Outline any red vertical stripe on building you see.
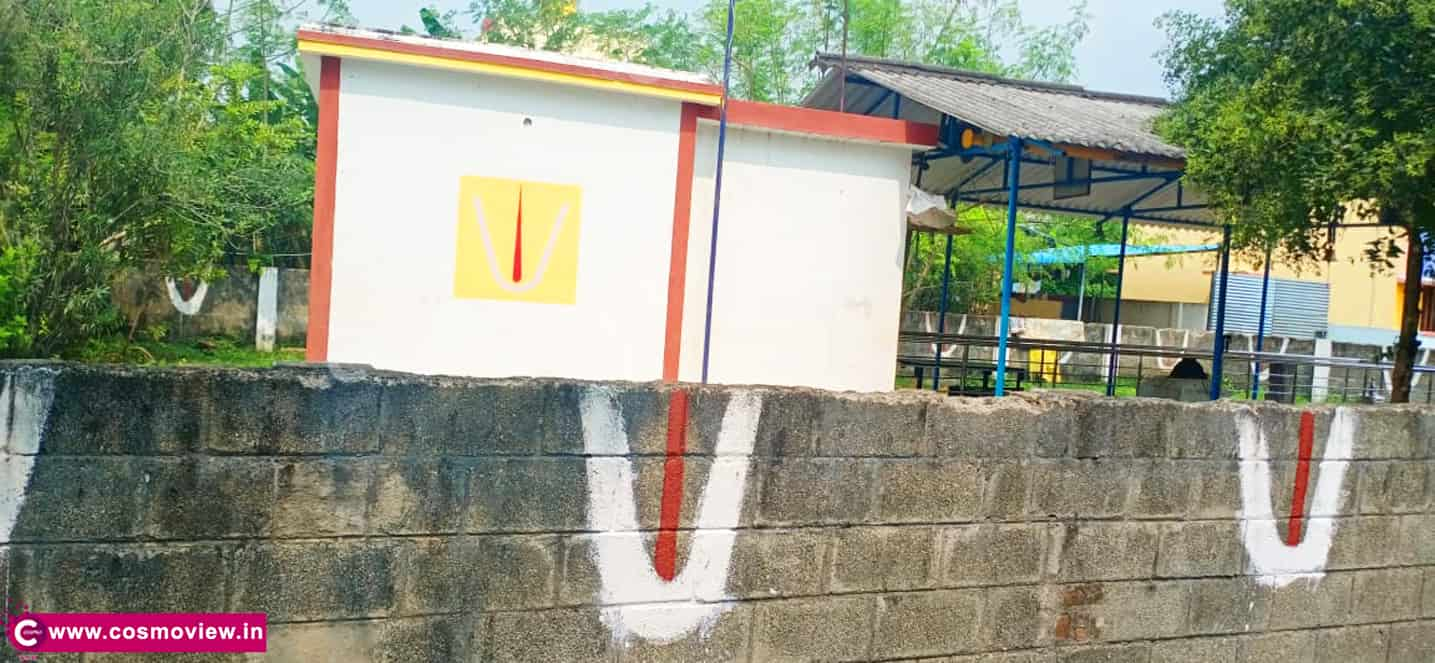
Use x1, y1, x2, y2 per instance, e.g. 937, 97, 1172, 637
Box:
1286, 411, 1316, 546
654, 390, 690, 580
661, 104, 701, 383
306, 56, 341, 362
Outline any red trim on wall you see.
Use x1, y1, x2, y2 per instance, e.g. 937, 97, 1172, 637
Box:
694, 99, 940, 147
297, 29, 723, 99
654, 389, 691, 581
306, 56, 341, 363
662, 104, 702, 383
1286, 411, 1316, 546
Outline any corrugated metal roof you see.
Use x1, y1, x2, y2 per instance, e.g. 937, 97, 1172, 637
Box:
805, 54, 1185, 161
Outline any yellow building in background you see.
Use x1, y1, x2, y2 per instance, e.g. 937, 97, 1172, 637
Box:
1109, 224, 1415, 344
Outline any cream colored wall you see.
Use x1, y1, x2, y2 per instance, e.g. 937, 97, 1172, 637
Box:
679, 123, 913, 392
326, 59, 684, 380
1117, 225, 1404, 332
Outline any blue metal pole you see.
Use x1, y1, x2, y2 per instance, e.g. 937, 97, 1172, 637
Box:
995, 136, 1022, 396
699, 0, 737, 384
1251, 244, 1273, 399
1105, 211, 1132, 397
933, 233, 954, 391
1210, 224, 1233, 400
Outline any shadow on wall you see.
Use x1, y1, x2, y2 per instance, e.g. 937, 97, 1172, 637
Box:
112, 267, 309, 346
0, 362, 1431, 661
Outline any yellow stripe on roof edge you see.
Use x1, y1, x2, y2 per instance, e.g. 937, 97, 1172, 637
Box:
298, 39, 723, 106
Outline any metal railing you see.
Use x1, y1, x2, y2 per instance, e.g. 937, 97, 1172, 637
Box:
897, 332, 1435, 403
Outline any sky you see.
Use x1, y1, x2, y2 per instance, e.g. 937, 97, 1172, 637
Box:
338, 0, 1225, 98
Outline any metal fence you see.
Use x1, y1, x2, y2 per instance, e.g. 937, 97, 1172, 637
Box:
897, 332, 1435, 404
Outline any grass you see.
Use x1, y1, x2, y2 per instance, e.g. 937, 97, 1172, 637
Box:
74, 336, 304, 367
897, 373, 1140, 397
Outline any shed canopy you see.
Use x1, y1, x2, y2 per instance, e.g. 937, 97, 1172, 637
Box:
804, 54, 1217, 228
1026, 243, 1219, 266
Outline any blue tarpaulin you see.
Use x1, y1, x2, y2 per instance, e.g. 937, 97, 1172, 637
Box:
1025, 243, 1219, 266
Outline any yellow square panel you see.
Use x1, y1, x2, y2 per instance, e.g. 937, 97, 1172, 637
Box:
454, 176, 582, 304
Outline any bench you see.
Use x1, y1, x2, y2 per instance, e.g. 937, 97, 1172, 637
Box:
897, 355, 1028, 395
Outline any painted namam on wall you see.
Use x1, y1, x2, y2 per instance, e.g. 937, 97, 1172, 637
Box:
454, 175, 583, 305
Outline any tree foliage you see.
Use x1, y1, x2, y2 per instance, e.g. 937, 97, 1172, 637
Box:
693, 0, 1090, 104
0, 0, 329, 356
1159, 0, 1435, 400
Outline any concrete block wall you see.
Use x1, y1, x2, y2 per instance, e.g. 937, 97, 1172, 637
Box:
0, 362, 1431, 661
113, 267, 309, 345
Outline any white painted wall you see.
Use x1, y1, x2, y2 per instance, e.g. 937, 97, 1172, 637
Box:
679, 124, 912, 392
327, 59, 682, 381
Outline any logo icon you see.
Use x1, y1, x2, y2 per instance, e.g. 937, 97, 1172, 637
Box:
454, 176, 582, 304
12, 617, 40, 649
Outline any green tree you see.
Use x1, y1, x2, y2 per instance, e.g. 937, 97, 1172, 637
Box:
0, 0, 322, 356
0, 0, 224, 355
457, 1, 702, 71
693, 0, 1090, 104
1159, 0, 1435, 402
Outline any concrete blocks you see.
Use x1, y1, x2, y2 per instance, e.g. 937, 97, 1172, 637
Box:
939, 524, 1047, 587
756, 458, 874, 526
876, 460, 982, 523
830, 526, 936, 592
1237, 630, 1315, 662
142, 457, 276, 540
1053, 523, 1159, 582
467, 458, 588, 532
480, 608, 614, 663
1387, 621, 1435, 663
1028, 461, 1128, 519
872, 590, 983, 658
1348, 568, 1423, 624
813, 393, 927, 457
12, 544, 228, 613
752, 596, 874, 662
6, 363, 1435, 662
728, 529, 828, 599
1149, 637, 1237, 663
14, 458, 144, 541
231, 541, 398, 621
1313, 625, 1390, 663
1155, 521, 1244, 578
1187, 577, 1269, 635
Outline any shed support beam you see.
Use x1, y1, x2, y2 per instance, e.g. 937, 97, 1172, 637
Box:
1105, 211, 1132, 397
1251, 244, 1274, 399
1210, 224, 1233, 400
995, 136, 1022, 396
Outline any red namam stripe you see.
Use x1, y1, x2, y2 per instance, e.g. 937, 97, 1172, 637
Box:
297, 29, 724, 98
306, 55, 341, 362
693, 99, 941, 147
654, 390, 691, 580
1286, 411, 1316, 546
512, 187, 524, 283
654, 106, 702, 579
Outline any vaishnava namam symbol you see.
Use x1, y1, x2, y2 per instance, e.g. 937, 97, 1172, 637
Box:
453, 176, 582, 304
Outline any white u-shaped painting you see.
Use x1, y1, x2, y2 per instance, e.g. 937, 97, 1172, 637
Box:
0, 369, 53, 543
472, 196, 570, 293
1236, 408, 1356, 587
164, 278, 209, 316
579, 387, 761, 643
